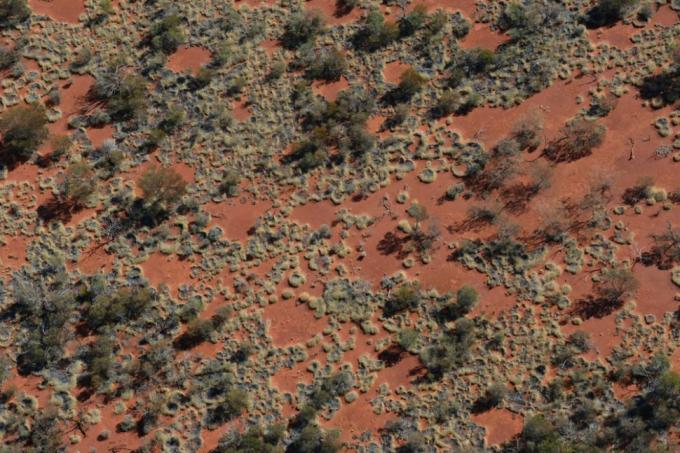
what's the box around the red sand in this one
[460,23,509,50]
[260,39,280,56]
[312,76,349,102]
[472,408,523,446]
[28,0,84,23]
[205,199,271,242]
[304,0,362,25]
[167,46,211,75]
[232,100,252,122]
[87,125,115,149]
[382,61,410,85]
[140,252,196,295]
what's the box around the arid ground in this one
[0,0,679,452]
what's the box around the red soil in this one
[233,0,276,8]
[460,23,509,50]
[0,234,30,277]
[77,246,114,275]
[264,296,327,347]
[74,398,146,453]
[232,100,252,122]
[382,61,410,85]
[312,76,349,102]
[86,124,115,149]
[45,74,94,141]
[140,252,196,295]
[472,408,524,446]
[260,39,281,56]
[28,0,84,24]
[304,0,362,25]
[167,46,211,75]
[205,199,271,242]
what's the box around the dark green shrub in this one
[384,283,421,317]
[305,48,346,82]
[281,11,324,49]
[286,425,340,453]
[213,424,285,453]
[85,287,154,331]
[584,0,638,28]
[474,383,507,412]
[439,286,478,321]
[207,389,249,426]
[149,14,185,54]
[398,4,428,37]
[92,73,148,121]
[387,67,427,104]
[353,9,398,52]
[219,168,241,197]
[0,0,29,29]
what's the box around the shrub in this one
[285,140,327,173]
[214,425,285,453]
[439,287,478,321]
[353,8,398,52]
[420,318,476,379]
[93,73,148,121]
[0,45,18,70]
[219,168,241,197]
[397,328,419,351]
[388,67,427,103]
[287,425,341,453]
[384,283,421,317]
[473,383,507,412]
[594,267,638,303]
[138,165,187,209]
[175,318,215,349]
[0,105,49,165]
[0,0,29,29]
[207,389,249,426]
[281,11,324,49]
[398,4,428,37]
[149,14,185,54]
[85,287,154,331]
[650,224,680,267]
[305,48,346,82]
[544,118,605,163]
[511,111,544,151]
[584,0,638,28]
[60,162,96,207]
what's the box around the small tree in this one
[384,283,421,317]
[219,168,241,197]
[138,165,187,210]
[0,104,49,165]
[511,110,544,151]
[0,0,29,29]
[650,224,680,266]
[584,0,637,28]
[544,118,606,163]
[93,72,148,121]
[353,8,398,52]
[390,67,427,103]
[594,267,638,303]
[281,11,324,49]
[149,14,185,54]
[398,4,428,37]
[60,162,96,207]
[473,383,507,412]
[305,48,346,82]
